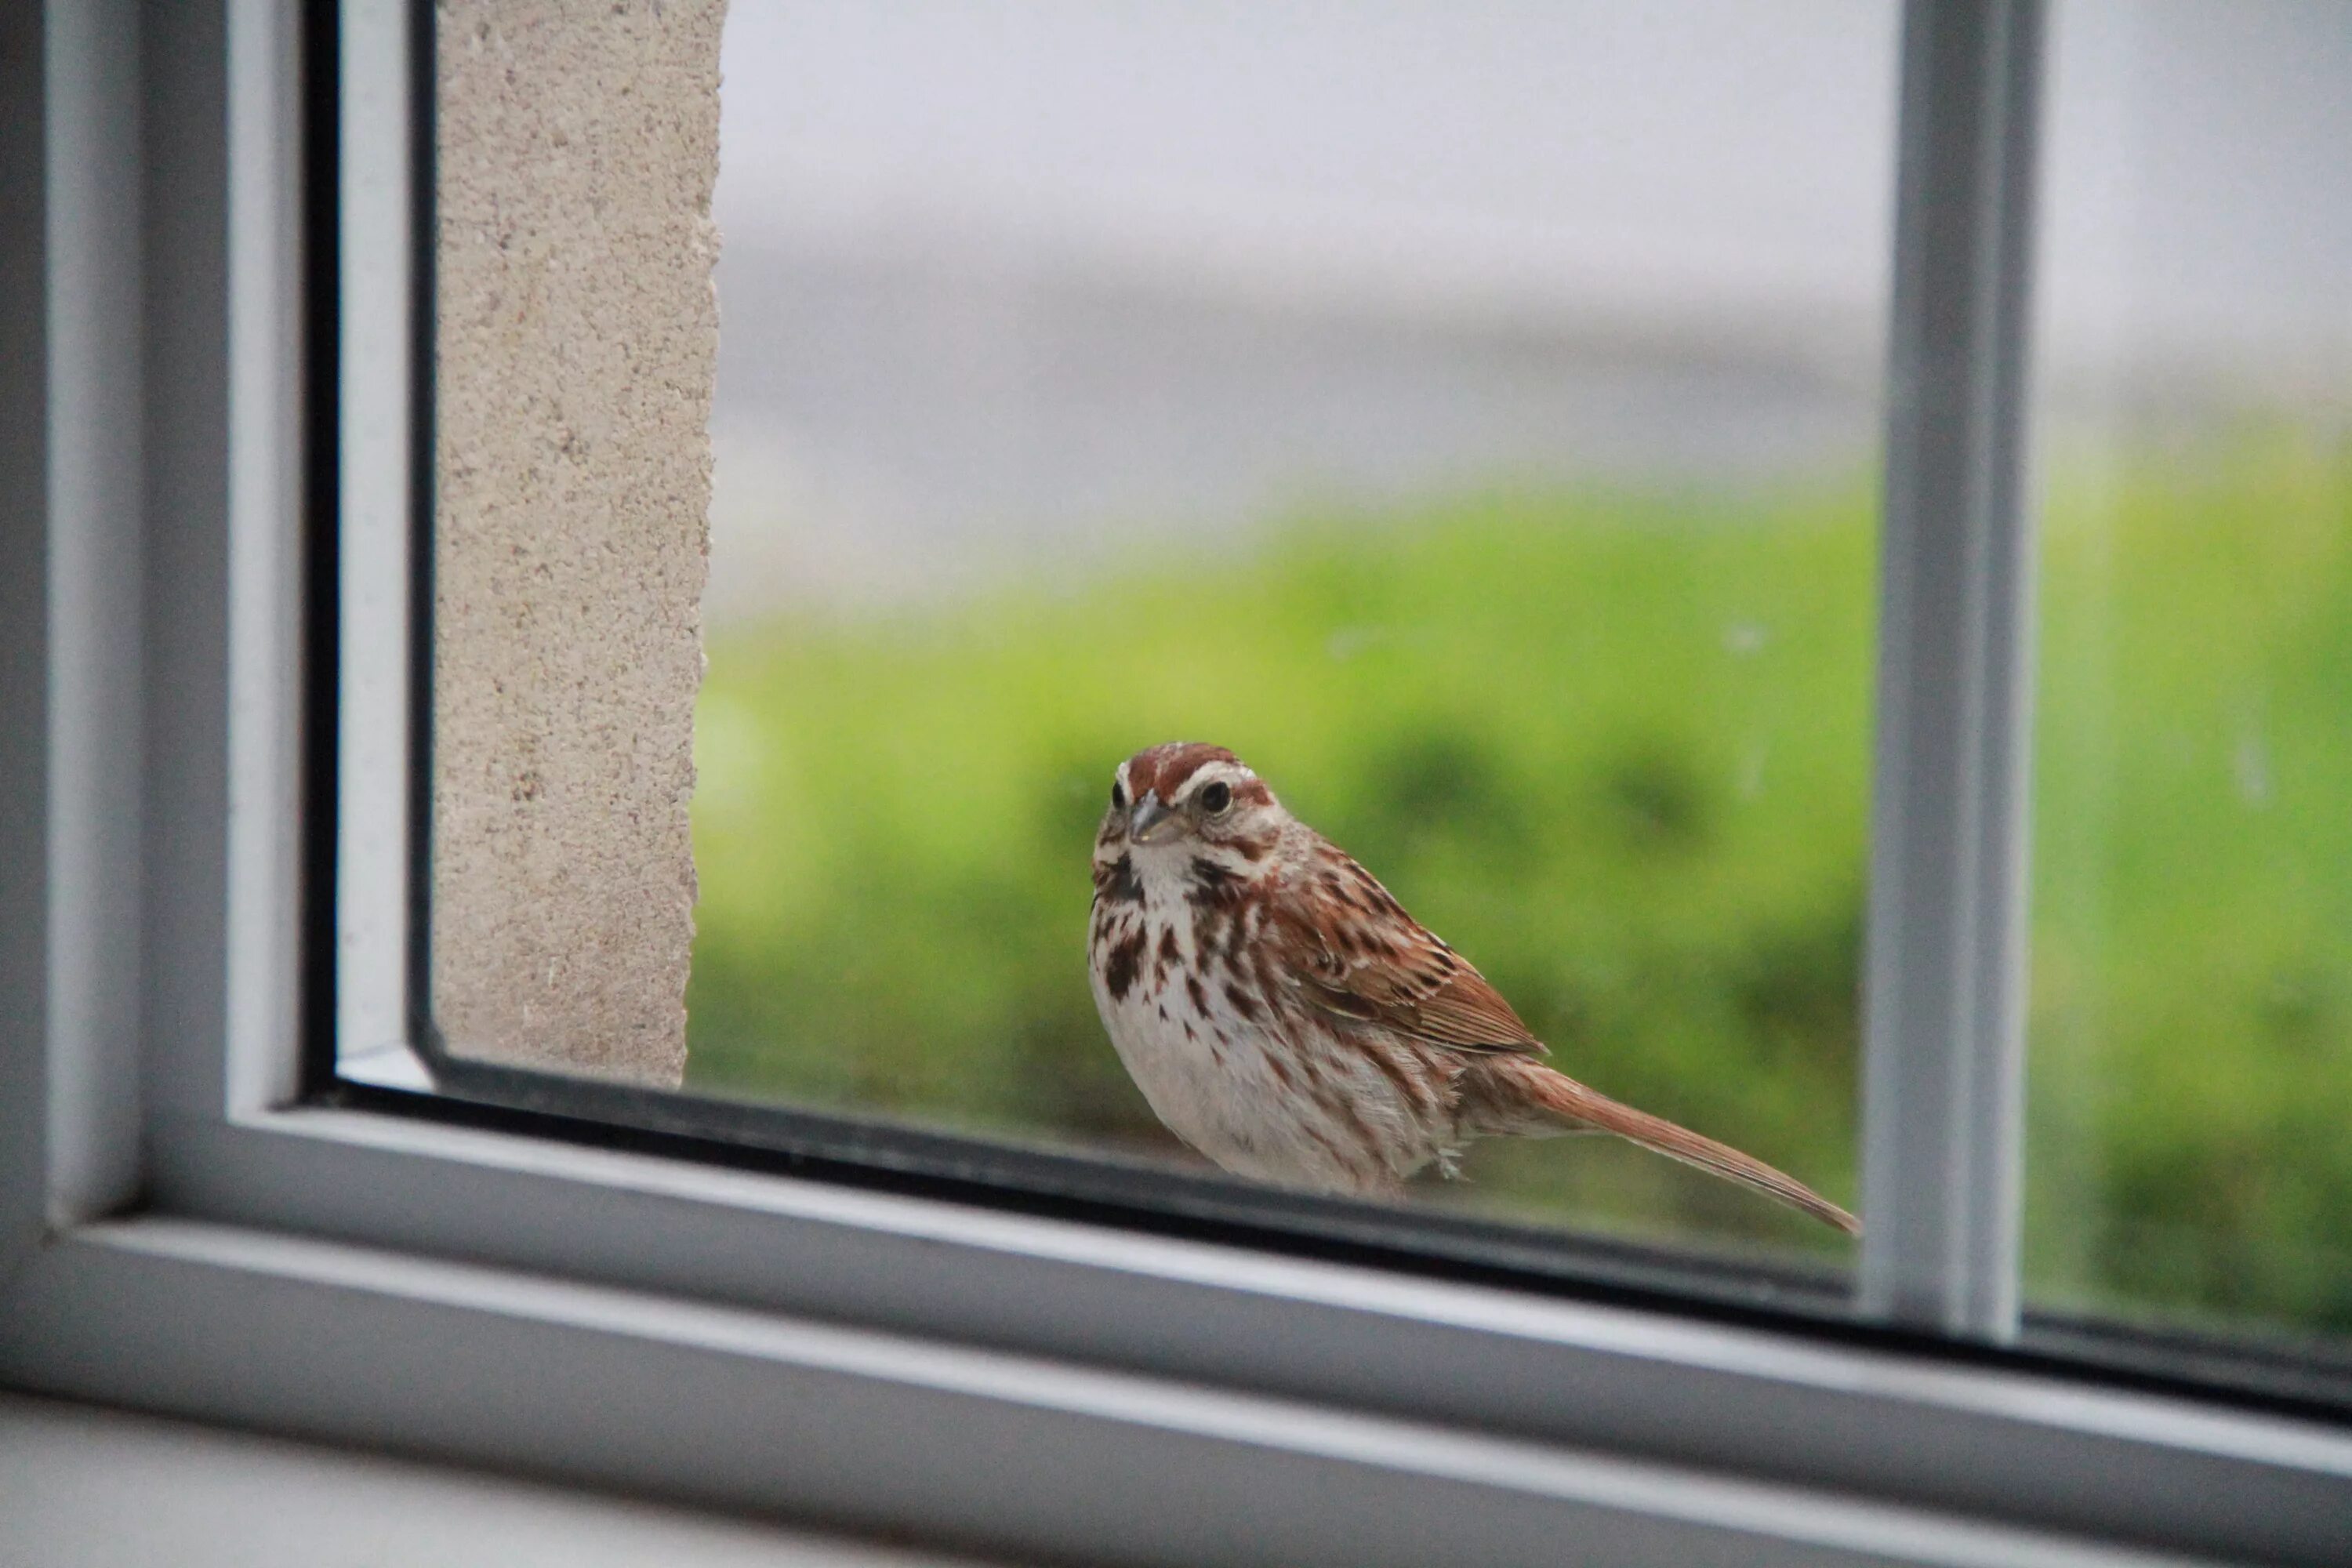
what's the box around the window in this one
[6,2,2350,1564]
[2025,0,2352,1357]
[406,0,1898,1281]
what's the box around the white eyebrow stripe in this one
[1175,761,1256,800]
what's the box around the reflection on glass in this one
[2028,0,2352,1345]
[686,0,1894,1258]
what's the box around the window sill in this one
[2,1102,2336,1566]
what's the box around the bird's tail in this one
[1475,1056,1860,1236]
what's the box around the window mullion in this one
[334,0,417,1076]
[1859,0,2045,1340]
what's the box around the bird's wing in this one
[1270,845,1546,1058]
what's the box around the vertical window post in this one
[1860,0,2045,1339]
[335,0,416,1074]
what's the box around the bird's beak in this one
[1129,793,1174,843]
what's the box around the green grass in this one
[2027,429,2352,1341]
[685,430,2352,1340]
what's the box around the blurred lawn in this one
[2028,429,2352,1343]
[685,431,2352,1340]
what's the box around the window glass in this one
[2027,0,2352,1348]
[420,1,1896,1265]
[687,0,1893,1258]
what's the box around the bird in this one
[1086,741,1859,1235]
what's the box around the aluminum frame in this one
[31,0,147,1232]
[1859,0,2044,1339]
[332,0,417,1080]
[5,2,2351,1564]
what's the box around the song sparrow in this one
[1087,742,1859,1235]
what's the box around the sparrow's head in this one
[1098,742,1285,860]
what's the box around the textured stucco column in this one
[432,0,726,1083]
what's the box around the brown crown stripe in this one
[1125,741,1240,801]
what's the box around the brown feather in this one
[1465,1054,1860,1235]
[1273,839,1546,1057]
[1091,742,1857,1233]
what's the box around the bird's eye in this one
[1109,781,1127,810]
[1199,782,1232,814]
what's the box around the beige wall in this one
[431,0,728,1084]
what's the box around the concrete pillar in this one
[430,0,728,1083]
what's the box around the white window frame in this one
[4,2,2349,1563]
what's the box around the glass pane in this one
[684,0,1892,1260]
[2028,0,2352,1350]
[412,1,1895,1270]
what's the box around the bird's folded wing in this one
[1276,901,1546,1057]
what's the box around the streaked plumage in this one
[1087,741,1858,1234]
